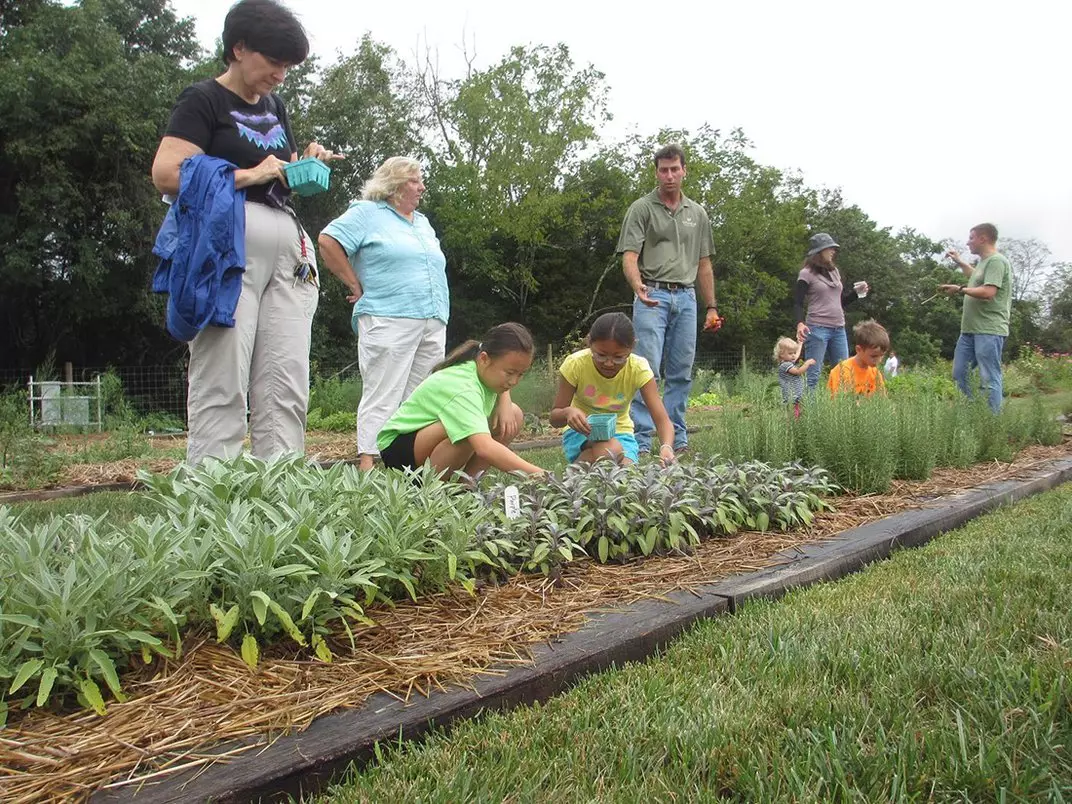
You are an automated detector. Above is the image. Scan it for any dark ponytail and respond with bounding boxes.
[587,312,635,348]
[434,322,535,372]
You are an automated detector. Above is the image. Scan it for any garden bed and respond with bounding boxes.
[1,443,1068,803]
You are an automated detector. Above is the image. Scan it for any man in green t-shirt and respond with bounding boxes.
[616,143,721,455]
[940,222,1014,413]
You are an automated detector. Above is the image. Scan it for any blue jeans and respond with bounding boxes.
[631,288,696,452]
[803,324,849,390]
[953,333,1005,413]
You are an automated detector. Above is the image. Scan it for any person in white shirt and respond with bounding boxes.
[883,351,900,377]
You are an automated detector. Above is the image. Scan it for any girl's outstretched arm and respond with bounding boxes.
[639,379,676,465]
[466,433,545,475]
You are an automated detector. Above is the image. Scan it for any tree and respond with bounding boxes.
[416,43,611,340]
[1002,237,1052,301]
[0,0,200,369]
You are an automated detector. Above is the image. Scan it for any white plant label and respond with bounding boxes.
[504,485,521,519]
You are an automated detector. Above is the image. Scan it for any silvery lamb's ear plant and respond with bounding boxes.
[0,453,836,717]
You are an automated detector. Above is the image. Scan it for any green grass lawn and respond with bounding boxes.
[316,482,1072,803]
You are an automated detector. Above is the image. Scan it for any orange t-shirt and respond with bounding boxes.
[827,357,886,397]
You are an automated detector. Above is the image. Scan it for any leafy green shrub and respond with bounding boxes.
[1023,395,1063,446]
[691,368,729,398]
[687,391,722,408]
[307,409,356,433]
[308,375,362,417]
[886,371,958,400]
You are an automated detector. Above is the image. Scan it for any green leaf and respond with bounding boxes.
[89,649,123,697]
[250,591,270,626]
[211,604,241,642]
[36,667,58,708]
[125,630,162,647]
[141,644,153,664]
[0,700,7,729]
[756,512,770,532]
[80,677,107,716]
[9,659,43,695]
[0,614,40,628]
[447,552,458,580]
[301,590,323,622]
[312,634,333,663]
[268,601,307,647]
[241,633,260,669]
[597,536,609,563]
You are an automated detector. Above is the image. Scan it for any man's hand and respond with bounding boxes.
[703,308,723,332]
[564,406,591,434]
[938,284,962,296]
[796,322,810,342]
[634,283,659,307]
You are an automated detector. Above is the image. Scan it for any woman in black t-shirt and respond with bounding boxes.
[151,0,342,467]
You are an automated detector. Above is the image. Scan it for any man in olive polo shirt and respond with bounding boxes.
[940,222,1014,413]
[617,143,721,455]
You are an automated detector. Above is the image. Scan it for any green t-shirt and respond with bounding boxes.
[376,361,497,450]
[961,253,1013,336]
[559,349,655,434]
[616,190,714,284]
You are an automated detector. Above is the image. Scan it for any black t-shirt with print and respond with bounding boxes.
[164,79,297,205]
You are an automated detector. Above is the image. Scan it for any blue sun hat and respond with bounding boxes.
[806,232,840,257]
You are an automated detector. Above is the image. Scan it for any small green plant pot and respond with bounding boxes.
[283,157,331,196]
[587,413,617,442]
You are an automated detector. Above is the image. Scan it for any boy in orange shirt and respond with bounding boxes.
[827,320,889,397]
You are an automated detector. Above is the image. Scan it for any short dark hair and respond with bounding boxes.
[222,0,309,65]
[588,312,635,348]
[653,143,686,168]
[853,319,890,352]
[970,223,998,244]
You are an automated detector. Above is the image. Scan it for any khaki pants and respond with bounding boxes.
[186,202,319,466]
[356,315,446,456]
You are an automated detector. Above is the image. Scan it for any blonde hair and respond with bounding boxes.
[774,336,801,363]
[360,156,422,202]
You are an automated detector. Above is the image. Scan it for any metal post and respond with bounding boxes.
[96,375,103,432]
[28,375,34,427]
[547,343,554,398]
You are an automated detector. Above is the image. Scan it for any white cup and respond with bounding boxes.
[854,281,869,298]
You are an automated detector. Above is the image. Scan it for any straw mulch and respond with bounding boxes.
[1,444,1069,803]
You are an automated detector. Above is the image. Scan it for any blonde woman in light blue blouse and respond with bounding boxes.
[318,157,449,470]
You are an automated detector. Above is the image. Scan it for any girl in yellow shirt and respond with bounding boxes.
[550,313,676,466]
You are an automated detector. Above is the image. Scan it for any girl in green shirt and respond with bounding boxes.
[377,322,545,478]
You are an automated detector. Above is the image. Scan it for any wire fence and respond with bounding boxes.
[0,347,746,430]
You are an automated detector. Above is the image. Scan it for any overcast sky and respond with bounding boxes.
[171,0,1070,263]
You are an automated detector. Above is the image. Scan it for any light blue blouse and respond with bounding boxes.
[321,200,449,330]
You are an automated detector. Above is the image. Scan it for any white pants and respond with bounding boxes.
[186,203,319,466]
[356,315,446,456]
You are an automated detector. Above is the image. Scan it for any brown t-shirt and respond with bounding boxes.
[798,266,845,328]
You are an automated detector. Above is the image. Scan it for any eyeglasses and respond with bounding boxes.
[591,351,629,366]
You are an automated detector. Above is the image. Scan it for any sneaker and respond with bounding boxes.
[674,445,690,455]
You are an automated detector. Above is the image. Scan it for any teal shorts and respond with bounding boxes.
[562,428,640,463]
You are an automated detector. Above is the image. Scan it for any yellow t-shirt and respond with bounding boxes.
[559,349,655,434]
[827,357,886,397]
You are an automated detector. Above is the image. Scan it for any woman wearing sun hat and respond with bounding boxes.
[793,232,870,390]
